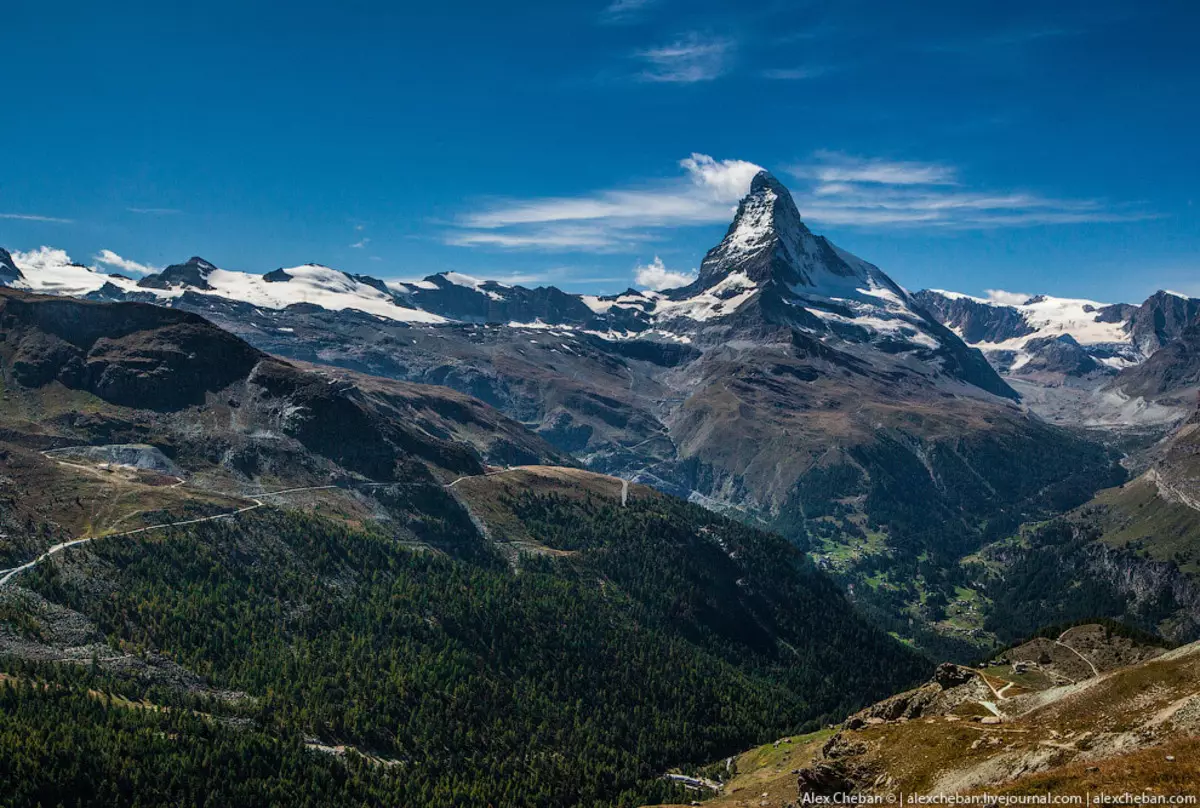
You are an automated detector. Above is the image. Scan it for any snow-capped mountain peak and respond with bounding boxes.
[690,169,892,300]
[138,256,219,291]
[0,248,21,284]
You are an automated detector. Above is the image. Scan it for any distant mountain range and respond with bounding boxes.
[5,186,1197,429]
[2,170,1145,656]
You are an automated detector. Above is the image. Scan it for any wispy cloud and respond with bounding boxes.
[94,249,158,276]
[447,150,1150,253]
[600,0,656,24]
[794,151,958,185]
[446,225,627,251]
[448,153,762,250]
[0,212,72,223]
[634,256,695,290]
[635,33,732,83]
[786,151,1151,228]
[350,237,371,249]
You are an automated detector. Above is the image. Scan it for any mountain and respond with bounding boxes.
[0,288,931,805]
[915,287,1200,428]
[0,247,22,284]
[0,286,571,569]
[912,289,1145,373]
[1,173,1128,656]
[1115,321,1200,405]
[673,623,1194,806]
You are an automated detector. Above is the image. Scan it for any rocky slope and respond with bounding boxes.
[661,624,1196,806]
[0,287,567,566]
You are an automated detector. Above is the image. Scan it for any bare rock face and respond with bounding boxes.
[1,290,264,410]
[844,664,989,729]
[933,662,975,689]
[913,290,1035,345]
[796,733,880,796]
[137,256,217,291]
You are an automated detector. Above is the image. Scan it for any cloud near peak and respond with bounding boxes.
[94,249,158,276]
[445,149,1150,260]
[634,256,696,290]
[448,153,762,251]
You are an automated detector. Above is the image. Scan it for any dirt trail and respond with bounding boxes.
[1055,632,1100,678]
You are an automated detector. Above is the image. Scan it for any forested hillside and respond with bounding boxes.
[2,481,927,807]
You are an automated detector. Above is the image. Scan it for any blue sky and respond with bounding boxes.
[1,0,1197,302]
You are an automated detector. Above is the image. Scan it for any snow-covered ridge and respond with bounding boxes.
[917,288,1134,353]
[6,249,448,324]
[972,295,1127,350]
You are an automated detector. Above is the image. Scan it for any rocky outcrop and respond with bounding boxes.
[1126,291,1200,358]
[1113,322,1200,402]
[138,256,217,291]
[796,734,881,796]
[843,664,990,728]
[1015,335,1109,378]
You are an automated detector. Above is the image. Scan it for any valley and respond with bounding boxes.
[0,170,1198,807]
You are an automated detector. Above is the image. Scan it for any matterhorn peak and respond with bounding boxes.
[691,169,844,293]
[748,168,790,196]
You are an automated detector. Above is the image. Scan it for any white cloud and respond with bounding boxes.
[11,246,75,269]
[985,289,1034,306]
[94,249,158,276]
[634,256,695,290]
[0,213,72,223]
[447,224,630,251]
[351,237,371,248]
[448,153,762,251]
[447,149,1149,254]
[601,0,655,22]
[680,153,763,201]
[635,34,732,83]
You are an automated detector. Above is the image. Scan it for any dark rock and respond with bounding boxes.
[138,257,217,291]
[0,248,24,284]
[934,663,974,689]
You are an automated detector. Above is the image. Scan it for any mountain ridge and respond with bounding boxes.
[0,174,1133,656]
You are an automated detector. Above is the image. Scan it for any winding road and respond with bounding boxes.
[0,482,394,588]
[1,463,637,588]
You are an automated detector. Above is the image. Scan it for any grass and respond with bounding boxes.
[1088,479,1200,573]
[983,737,1200,797]
[654,729,833,808]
